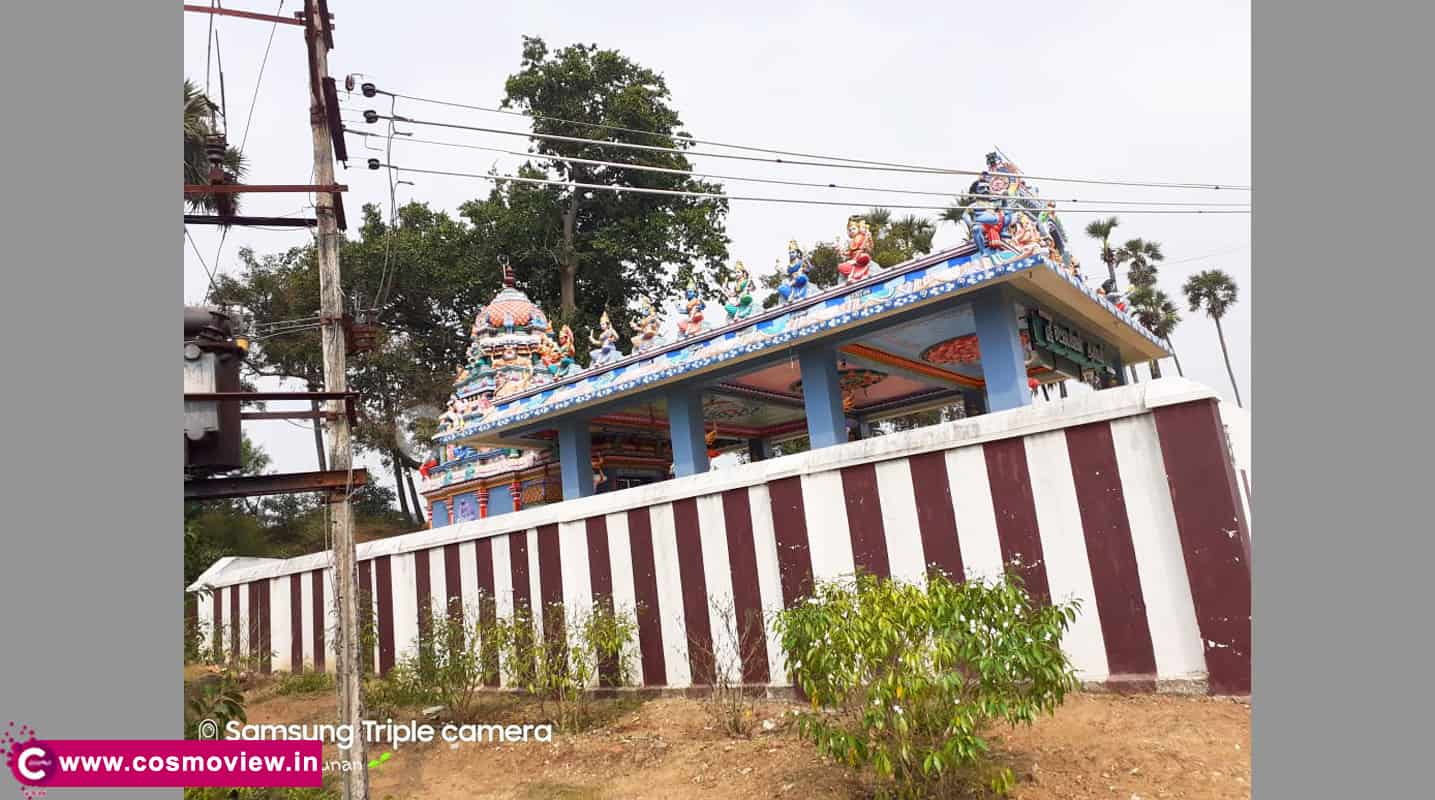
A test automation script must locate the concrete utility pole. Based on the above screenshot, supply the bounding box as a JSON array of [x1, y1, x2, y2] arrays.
[[303, 2, 369, 797]]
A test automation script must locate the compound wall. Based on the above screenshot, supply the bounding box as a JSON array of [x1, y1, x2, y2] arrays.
[[190, 378, 1252, 695]]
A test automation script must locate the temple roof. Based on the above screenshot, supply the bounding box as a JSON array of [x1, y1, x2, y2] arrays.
[[439, 242, 1168, 448]]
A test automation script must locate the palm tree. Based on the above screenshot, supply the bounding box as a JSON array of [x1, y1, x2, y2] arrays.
[[1127, 286, 1182, 378], [184, 79, 247, 215], [1084, 216, 1121, 283], [1183, 269, 1242, 407], [1116, 238, 1164, 290]]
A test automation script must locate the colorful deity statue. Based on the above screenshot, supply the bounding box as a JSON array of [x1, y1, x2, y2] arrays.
[[777, 240, 811, 304], [1037, 201, 1058, 239], [1011, 213, 1043, 257], [968, 203, 1016, 256], [967, 171, 992, 201], [540, 324, 579, 378], [589, 311, 623, 367], [675, 280, 706, 338], [723, 261, 755, 321], [554, 325, 577, 374], [631, 296, 663, 353], [837, 216, 875, 284]]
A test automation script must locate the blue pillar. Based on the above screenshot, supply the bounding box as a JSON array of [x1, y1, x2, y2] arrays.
[[798, 343, 848, 449], [557, 417, 594, 500], [667, 385, 710, 477], [972, 289, 1033, 413]]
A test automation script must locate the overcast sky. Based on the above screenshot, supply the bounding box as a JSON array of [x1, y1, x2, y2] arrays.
[[184, 0, 1251, 493]]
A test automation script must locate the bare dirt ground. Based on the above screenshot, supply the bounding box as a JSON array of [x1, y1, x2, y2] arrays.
[[234, 679, 1249, 800]]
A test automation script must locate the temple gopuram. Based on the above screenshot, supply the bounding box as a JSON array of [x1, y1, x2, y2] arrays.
[[420, 151, 1169, 527]]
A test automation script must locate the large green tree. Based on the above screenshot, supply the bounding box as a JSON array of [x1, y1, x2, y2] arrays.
[[212, 37, 742, 523], [1183, 269, 1243, 407], [500, 36, 731, 323]]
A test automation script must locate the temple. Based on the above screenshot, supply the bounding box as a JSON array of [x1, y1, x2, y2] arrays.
[[420, 151, 1170, 526], [193, 152, 1251, 695]]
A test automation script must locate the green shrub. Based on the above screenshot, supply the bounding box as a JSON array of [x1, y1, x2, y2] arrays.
[[417, 601, 486, 718], [185, 670, 247, 740], [496, 600, 638, 732], [365, 661, 437, 720], [774, 571, 1080, 798], [274, 671, 335, 696], [183, 781, 339, 799]]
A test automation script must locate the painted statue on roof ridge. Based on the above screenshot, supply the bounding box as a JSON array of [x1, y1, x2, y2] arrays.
[[837, 216, 876, 284], [589, 311, 624, 367], [724, 261, 755, 321], [777, 240, 811, 305], [631, 296, 663, 353], [675, 279, 706, 338]]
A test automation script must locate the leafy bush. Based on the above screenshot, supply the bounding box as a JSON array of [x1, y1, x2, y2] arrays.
[[183, 782, 339, 799], [774, 571, 1080, 798], [496, 600, 638, 732], [365, 661, 434, 720], [361, 595, 638, 731], [186, 670, 247, 740], [416, 601, 486, 718], [273, 671, 335, 697]]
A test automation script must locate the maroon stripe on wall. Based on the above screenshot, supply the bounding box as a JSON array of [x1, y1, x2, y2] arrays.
[[1153, 400, 1253, 695], [414, 549, 433, 651], [290, 574, 304, 673], [312, 570, 325, 673], [721, 488, 771, 684], [841, 463, 891, 578], [908, 451, 964, 581], [247, 582, 260, 666], [536, 524, 564, 640], [509, 531, 531, 612], [444, 543, 463, 625], [374, 555, 396, 676], [357, 560, 373, 674], [229, 585, 240, 663], [474, 538, 499, 687], [1065, 421, 1159, 682], [983, 439, 1052, 604], [258, 580, 272, 674], [585, 516, 619, 686], [626, 508, 667, 686], [672, 498, 715, 685], [212, 587, 223, 661], [767, 476, 814, 607]]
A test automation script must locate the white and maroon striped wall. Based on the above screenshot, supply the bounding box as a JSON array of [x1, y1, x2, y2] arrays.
[[190, 378, 1252, 695]]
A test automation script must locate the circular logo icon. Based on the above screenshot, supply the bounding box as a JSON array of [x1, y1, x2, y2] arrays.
[[196, 719, 220, 740], [12, 742, 57, 786]]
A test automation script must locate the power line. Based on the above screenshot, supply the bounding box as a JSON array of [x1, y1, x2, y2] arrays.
[[1163, 242, 1251, 264], [238, 1, 285, 152], [203, 1, 216, 101], [185, 226, 219, 301], [369, 161, 1253, 215], [346, 128, 1250, 209], [353, 92, 1250, 191]]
